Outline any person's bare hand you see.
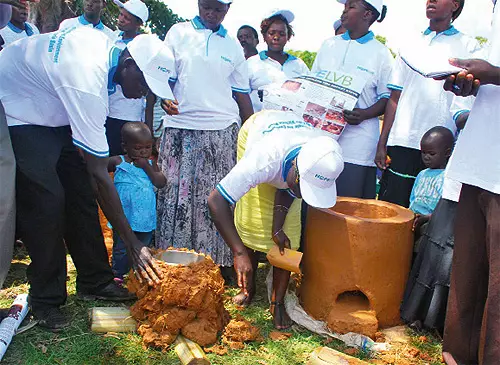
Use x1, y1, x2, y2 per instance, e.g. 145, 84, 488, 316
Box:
161, 99, 179, 116
442, 58, 500, 97
129, 242, 162, 286
343, 108, 367, 126
413, 214, 431, 233
233, 251, 253, 296
133, 157, 149, 170
375, 143, 388, 170
272, 229, 291, 255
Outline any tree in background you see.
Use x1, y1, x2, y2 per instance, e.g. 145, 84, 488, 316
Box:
31, 0, 183, 39
287, 50, 317, 70
476, 36, 488, 46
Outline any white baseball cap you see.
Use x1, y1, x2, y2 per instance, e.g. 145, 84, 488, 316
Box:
218, 0, 233, 3
127, 34, 175, 100
266, 9, 295, 24
297, 136, 344, 209
337, 0, 384, 20
113, 0, 149, 24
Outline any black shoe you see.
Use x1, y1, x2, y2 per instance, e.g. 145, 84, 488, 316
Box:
33, 307, 70, 332
77, 281, 136, 302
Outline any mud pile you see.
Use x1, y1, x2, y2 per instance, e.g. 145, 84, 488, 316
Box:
128, 251, 230, 350
221, 316, 261, 350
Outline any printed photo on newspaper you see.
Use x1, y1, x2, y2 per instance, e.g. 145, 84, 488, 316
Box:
261, 70, 367, 139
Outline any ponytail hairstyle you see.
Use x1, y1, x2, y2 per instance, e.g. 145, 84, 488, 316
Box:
362, 1, 387, 24
452, 0, 465, 22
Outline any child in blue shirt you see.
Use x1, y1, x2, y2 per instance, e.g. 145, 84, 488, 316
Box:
410, 126, 455, 233
108, 122, 166, 280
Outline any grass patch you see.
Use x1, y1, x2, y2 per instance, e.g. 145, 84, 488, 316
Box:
1, 248, 442, 364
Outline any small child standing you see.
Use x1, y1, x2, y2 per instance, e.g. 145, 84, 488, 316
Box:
409, 127, 455, 233
108, 122, 166, 280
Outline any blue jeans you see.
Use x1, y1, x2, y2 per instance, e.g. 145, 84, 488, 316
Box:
112, 231, 153, 279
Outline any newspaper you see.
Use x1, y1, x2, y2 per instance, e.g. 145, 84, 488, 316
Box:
261, 70, 367, 139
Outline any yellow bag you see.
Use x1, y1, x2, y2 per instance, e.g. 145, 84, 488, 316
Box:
234, 113, 301, 253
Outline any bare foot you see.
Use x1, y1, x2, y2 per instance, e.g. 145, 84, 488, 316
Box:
442, 352, 459, 365
270, 302, 293, 330
232, 289, 254, 307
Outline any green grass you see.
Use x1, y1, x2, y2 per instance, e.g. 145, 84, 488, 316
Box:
1, 248, 442, 365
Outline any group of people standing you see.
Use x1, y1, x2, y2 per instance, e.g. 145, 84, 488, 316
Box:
0, 0, 499, 363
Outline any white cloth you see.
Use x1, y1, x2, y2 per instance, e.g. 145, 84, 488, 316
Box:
163, 17, 250, 131
0, 22, 39, 47
387, 26, 482, 150
312, 31, 393, 167
217, 110, 330, 204
248, 51, 310, 112
58, 15, 115, 39
447, 5, 500, 194
107, 33, 144, 121
0, 27, 117, 157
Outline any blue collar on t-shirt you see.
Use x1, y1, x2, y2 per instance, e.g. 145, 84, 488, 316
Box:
423, 25, 459, 36
78, 14, 105, 30
191, 15, 227, 37
341, 30, 374, 44
281, 146, 302, 182
107, 46, 123, 96
259, 50, 298, 63
7, 21, 35, 36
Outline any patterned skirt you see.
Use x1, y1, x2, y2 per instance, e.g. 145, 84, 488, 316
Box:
155, 124, 239, 267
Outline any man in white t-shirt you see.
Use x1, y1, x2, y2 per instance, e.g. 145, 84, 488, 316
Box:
58, 0, 114, 38
0, 27, 173, 331
375, 0, 481, 208
0, 2, 39, 47
106, 0, 149, 155
439, 1, 500, 364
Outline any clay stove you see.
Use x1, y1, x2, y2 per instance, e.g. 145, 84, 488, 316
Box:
300, 198, 414, 338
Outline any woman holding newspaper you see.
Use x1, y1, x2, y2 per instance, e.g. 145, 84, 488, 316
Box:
247, 9, 310, 113
312, 0, 393, 199
208, 110, 344, 330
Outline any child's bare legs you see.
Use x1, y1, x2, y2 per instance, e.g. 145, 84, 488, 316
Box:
270, 267, 293, 330
232, 247, 258, 306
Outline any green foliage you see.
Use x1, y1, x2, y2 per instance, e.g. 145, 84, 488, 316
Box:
287, 50, 317, 70
476, 36, 488, 46
375, 35, 387, 45
70, 0, 184, 39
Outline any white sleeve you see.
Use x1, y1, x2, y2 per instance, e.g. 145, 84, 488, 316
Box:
311, 42, 326, 74
376, 48, 394, 100
163, 26, 178, 82
58, 19, 70, 30
450, 95, 475, 122
387, 55, 407, 91
216, 153, 277, 204
230, 47, 251, 94
297, 58, 310, 75
56, 87, 109, 157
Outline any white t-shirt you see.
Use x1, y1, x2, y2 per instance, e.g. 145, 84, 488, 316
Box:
0, 21, 39, 47
59, 15, 114, 39
163, 17, 251, 131
447, 5, 500, 195
387, 26, 481, 150
312, 31, 393, 167
107, 33, 144, 121
217, 110, 332, 204
0, 27, 119, 157
248, 51, 310, 113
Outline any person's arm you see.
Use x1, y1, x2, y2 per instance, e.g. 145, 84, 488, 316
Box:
443, 59, 500, 97
343, 98, 388, 126
134, 158, 166, 189
234, 92, 254, 123
208, 190, 253, 295
271, 190, 294, 255
375, 89, 401, 170
144, 93, 156, 135
455, 111, 470, 131
107, 155, 121, 173
83, 153, 162, 285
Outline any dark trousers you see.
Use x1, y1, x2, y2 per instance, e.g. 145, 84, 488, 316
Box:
379, 146, 425, 208
9, 125, 113, 311
443, 185, 500, 365
336, 162, 377, 199
105, 117, 129, 156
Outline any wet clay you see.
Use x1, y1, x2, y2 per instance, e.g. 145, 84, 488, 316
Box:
221, 316, 261, 350
300, 198, 414, 337
128, 250, 230, 350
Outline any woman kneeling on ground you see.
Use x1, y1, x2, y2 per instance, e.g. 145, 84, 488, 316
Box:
208, 110, 344, 329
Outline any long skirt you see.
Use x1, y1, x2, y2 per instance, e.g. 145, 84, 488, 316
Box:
234, 113, 301, 253
400, 198, 457, 331
155, 124, 239, 267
